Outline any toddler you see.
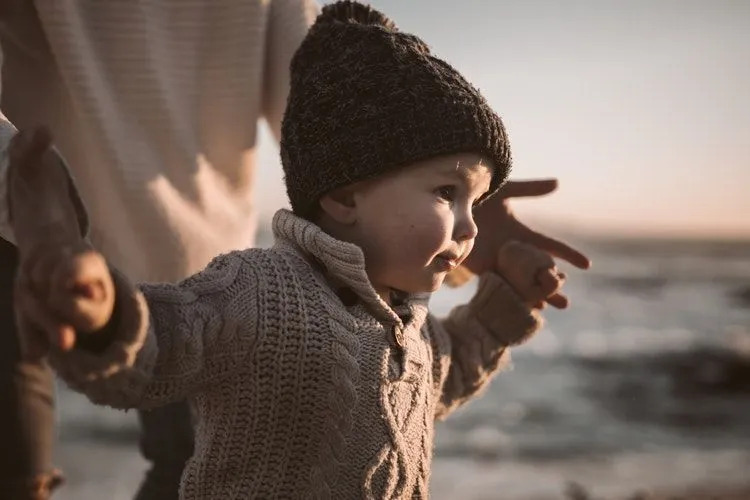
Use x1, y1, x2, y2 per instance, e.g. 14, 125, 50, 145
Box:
8, 2, 567, 498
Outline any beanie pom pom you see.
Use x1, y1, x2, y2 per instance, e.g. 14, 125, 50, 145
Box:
317, 1, 396, 30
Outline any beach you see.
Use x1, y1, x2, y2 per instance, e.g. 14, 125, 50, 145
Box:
52, 237, 750, 499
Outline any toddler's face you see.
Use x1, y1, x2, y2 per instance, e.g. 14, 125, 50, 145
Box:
351, 152, 492, 298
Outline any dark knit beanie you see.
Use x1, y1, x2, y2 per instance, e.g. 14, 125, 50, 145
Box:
281, 1, 512, 217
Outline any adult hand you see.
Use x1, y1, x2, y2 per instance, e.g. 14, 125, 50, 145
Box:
8, 128, 81, 255
8, 127, 115, 359
456, 179, 591, 293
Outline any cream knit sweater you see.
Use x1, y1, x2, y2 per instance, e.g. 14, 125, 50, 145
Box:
0, 0, 318, 282
49, 209, 541, 499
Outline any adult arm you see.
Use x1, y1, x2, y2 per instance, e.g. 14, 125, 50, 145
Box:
46, 252, 262, 411
262, 0, 320, 140
462, 179, 592, 282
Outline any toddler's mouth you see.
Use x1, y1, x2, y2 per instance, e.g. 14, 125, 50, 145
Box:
434, 252, 460, 271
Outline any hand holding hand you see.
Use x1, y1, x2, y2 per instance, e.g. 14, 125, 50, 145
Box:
464, 179, 591, 274
495, 240, 567, 310
446, 179, 590, 300
8, 128, 115, 359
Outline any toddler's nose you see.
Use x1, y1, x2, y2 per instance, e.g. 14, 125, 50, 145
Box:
455, 212, 479, 242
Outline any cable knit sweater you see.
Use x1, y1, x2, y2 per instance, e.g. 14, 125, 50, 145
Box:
49, 209, 541, 499
0, 0, 318, 282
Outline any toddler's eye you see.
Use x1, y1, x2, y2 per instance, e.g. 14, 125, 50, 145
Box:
437, 186, 455, 203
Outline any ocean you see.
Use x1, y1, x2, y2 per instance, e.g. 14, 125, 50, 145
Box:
52, 238, 750, 499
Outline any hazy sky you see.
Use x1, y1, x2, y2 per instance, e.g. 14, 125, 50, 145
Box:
255, 0, 750, 238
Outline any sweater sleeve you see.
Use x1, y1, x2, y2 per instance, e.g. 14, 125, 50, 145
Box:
429, 272, 542, 420
48, 252, 261, 410
261, 0, 319, 141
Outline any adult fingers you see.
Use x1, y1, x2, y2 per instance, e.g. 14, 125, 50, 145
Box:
15, 278, 76, 352
523, 229, 591, 269
14, 312, 51, 362
25, 248, 69, 295
497, 179, 558, 199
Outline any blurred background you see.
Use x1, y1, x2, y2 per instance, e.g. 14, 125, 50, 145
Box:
55, 1, 749, 499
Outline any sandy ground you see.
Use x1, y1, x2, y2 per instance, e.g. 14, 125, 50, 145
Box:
53, 438, 750, 500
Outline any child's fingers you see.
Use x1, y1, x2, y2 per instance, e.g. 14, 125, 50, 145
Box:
497, 240, 554, 280
533, 268, 568, 309
535, 267, 564, 296
48, 250, 115, 332
497, 241, 574, 309
546, 292, 569, 309
18, 245, 114, 334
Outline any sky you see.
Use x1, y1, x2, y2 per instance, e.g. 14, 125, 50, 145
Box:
254, 0, 750, 239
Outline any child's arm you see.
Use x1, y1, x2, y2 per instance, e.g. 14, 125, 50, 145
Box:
49, 253, 261, 410
429, 241, 566, 419
8, 128, 260, 409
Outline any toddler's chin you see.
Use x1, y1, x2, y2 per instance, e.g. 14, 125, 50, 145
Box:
421, 277, 446, 293
383, 271, 447, 296
423, 275, 446, 294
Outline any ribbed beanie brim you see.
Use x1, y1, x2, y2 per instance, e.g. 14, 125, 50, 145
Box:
281, 1, 512, 217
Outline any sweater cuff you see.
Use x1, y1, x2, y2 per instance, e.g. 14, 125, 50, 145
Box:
48, 268, 156, 406
467, 272, 542, 347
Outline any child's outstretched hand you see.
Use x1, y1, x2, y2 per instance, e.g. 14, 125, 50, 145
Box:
495, 240, 568, 310
8, 128, 115, 360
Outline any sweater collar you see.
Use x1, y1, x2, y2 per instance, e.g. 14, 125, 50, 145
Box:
271, 209, 428, 328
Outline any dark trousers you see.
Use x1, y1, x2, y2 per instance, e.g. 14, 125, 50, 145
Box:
0, 236, 194, 499
135, 401, 195, 500
0, 237, 56, 498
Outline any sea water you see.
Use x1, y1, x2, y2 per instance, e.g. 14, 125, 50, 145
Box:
53, 238, 750, 499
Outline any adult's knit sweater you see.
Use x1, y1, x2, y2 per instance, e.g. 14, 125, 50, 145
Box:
0, 0, 318, 282
49, 209, 541, 499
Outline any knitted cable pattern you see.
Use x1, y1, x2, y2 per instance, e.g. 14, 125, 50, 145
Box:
49, 209, 540, 498
281, 1, 511, 217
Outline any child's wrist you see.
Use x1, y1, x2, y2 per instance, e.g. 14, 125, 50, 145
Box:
468, 272, 542, 346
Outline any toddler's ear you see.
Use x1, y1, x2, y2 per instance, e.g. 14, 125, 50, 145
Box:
319, 186, 357, 224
